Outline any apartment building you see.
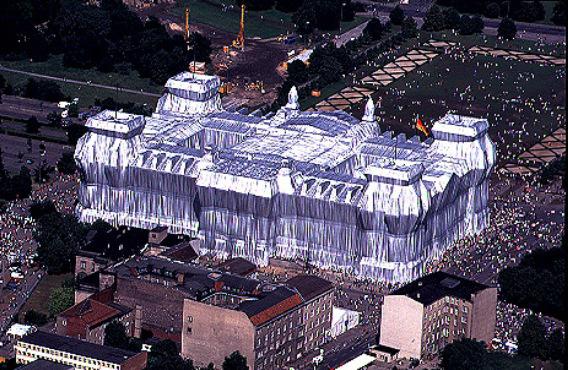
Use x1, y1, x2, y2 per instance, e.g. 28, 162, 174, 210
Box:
379, 272, 497, 359
182, 275, 334, 370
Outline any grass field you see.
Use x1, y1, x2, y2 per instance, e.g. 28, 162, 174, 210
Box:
174, 0, 365, 39
0, 55, 162, 93
19, 273, 73, 319
0, 70, 158, 108
373, 50, 566, 166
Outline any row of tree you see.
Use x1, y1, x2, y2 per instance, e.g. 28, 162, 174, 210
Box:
0, 0, 212, 85
422, 5, 485, 35
421, 4, 518, 39
436, 0, 564, 25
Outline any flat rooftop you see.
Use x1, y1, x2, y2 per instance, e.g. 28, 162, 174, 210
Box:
390, 271, 489, 305
19, 331, 140, 364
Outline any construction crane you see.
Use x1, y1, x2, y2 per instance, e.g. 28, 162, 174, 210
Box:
184, 7, 199, 76
232, 4, 245, 50
184, 7, 190, 42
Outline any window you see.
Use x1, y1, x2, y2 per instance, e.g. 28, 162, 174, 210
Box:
80, 261, 86, 270
187, 327, 192, 334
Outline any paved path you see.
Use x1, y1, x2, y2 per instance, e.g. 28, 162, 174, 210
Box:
0, 65, 161, 98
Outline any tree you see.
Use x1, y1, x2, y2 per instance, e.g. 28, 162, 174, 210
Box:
498, 248, 565, 320
390, 5, 405, 25
286, 60, 309, 84
104, 321, 130, 350
236, 0, 275, 11
30, 200, 57, 220
67, 123, 88, 145
25, 116, 41, 134
517, 315, 548, 359
485, 2, 500, 18
459, 15, 484, 35
441, 338, 529, 369
146, 339, 195, 370
275, 0, 303, 13
314, 0, 342, 31
48, 286, 74, 317
57, 152, 76, 175
47, 111, 62, 126
422, 5, 447, 31
471, 15, 484, 34
547, 329, 565, 362
440, 338, 486, 370
23, 79, 66, 102
443, 7, 461, 30
10, 166, 33, 199
363, 18, 385, 41
341, 0, 355, 22
551, 0, 566, 25
33, 159, 55, 183
401, 16, 418, 39
498, 18, 517, 40
34, 211, 87, 274
23, 310, 48, 326
223, 351, 248, 370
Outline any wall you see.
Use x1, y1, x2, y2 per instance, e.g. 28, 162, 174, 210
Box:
470, 287, 498, 346
114, 276, 189, 343
380, 295, 424, 359
181, 299, 255, 369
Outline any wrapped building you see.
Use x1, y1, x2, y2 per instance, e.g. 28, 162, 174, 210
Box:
75, 72, 495, 282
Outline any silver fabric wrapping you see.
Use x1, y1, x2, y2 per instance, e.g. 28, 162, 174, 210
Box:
75, 74, 495, 282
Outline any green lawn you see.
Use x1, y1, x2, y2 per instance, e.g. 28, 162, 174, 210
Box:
0, 55, 162, 94
173, 0, 293, 38
1, 70, 158, 108
174, 0, 365, 39
19, 273, 73, 320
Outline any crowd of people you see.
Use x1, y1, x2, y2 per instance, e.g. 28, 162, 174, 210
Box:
0, 174, 78, 345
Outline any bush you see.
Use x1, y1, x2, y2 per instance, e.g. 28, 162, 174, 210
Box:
23, 79, 66, 102
23, 310, 48, 326
25, 116, 41, 134
497, 18, 517, 40
363, 18, 385, 41
390, 5, 405, 25
57, 152, 76, 175
401, 16, 418, 39
30, 200, 57, 220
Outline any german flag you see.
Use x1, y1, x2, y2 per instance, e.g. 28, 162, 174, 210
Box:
416, 116, 429, 136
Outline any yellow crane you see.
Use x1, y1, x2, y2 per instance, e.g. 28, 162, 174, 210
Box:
184, 7, 190, 43
232, 4, 245, 50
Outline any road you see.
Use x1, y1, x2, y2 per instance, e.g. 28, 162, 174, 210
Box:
0, 65, 161, 98
334, 20, 371, 47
